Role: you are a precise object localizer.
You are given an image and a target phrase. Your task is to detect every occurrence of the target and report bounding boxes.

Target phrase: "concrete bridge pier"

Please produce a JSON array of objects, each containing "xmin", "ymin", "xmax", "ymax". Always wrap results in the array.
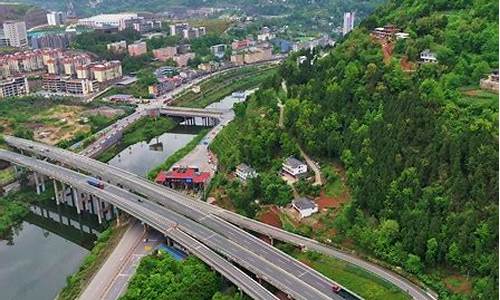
[
  {"xmin": 33, "ymin": 172, "xmax": 46, "ymax": 194},
  {"xmin": 53, "ymin": 180, "xmax": 60, "ymax": 205},
  {"xmin": 166, "ymin": 236, "xmax": 173, "ymax": 247},
  {"xmin": 72, "ymin": 187, "xmax": 81, "ymax": 214},
  {"xmin": 40, "ymin": 174, "xmax": 46, "ymax": 192},
  {"xmin": 33, "ymin": 172, "xmax": 41, "ymax": 195},
  {"xmin": 94, "ymin": 197, "xmax": 102, "ymax": 224}
]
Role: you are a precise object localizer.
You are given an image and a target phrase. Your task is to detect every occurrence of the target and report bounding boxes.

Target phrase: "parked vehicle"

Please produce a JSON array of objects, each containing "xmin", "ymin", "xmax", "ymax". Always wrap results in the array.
[
  {"xmin": 332, "ymin": 284, "xmax": 342, "ymax": 293},
  {"xmin": 87, "ymin": 178, "xmax": 104, "ymax": 189}
]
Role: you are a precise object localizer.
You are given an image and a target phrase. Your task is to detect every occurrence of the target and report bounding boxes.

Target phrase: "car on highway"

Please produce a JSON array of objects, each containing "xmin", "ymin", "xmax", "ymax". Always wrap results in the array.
[{"xmin": 332, "ymin": 283, "xmax": 342, "ymax": 293}]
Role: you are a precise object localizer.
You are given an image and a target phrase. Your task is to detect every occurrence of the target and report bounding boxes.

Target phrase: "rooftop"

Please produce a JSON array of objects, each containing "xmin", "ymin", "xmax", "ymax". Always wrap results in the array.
[
  {"xmin": 285, "ymin": 157, "xmax": 305, "ymax": 168},
  {"xmin": 292, "ymin": 197, "xmax": 317, "ymax": 210}
]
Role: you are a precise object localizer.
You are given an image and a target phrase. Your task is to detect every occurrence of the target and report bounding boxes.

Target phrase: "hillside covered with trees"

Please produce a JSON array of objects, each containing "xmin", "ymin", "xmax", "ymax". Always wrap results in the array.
[
  {"xmin": 210, "ymin": 0, "xmax": 498, "ymax": 298},
  {"xmin": 274, "ymin": 0, "xmax": 498, "ymax": 298}
]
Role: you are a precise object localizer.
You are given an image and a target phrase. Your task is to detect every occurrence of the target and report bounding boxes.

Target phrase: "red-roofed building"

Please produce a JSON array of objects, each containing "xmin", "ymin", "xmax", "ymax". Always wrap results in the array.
[{"xmin": 155, "ymin": 166, "xmax": 210, "ymax": 191}]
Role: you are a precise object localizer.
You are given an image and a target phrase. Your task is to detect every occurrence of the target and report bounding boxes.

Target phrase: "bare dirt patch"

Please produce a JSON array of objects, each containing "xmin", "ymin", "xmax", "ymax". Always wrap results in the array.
[
  {"xmin": 463, "ymin": 89, "xmax": 479, "ymax": 96},
  {"xmin": 444, "ymin": 274, "xmax": 473, "ymax": 295},
  {"xmin": 258, "ymin": 206, "xmax": 282, "ymax": 228}
]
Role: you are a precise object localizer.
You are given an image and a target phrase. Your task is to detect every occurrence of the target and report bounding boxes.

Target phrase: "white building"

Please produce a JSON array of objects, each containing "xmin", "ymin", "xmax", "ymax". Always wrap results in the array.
[
  {"xmin": 420, "ymin": 49, "xmax": 438, "ymax": 63},
  {"xmin": 47, "ymin": 11, "xmax": 65, "ymax": 26},
  {"xmin": 3, "ymin": 21, "xmax": 28, "ymax": 48},
  {"xmin": 292, "ymin": 197, "xmax": 318, "ymax": 219},
  {"xmin": 282, "ymin": 157, "xmax": 308, "ymax": 177},
  {"xmin": 77, "ymin": 13, "xmax": 138, "ymax": 30},
  {"xmin": 235, "ymin": 163, "xmax": 258, "ymax": 181},
  {"xmin": 210, "ymin": 44, "xmax": 227, "ymax": 59},
  {"xmin": 0, "ymin": 76, "xmax": 29, "ymax": 98},
  {"xmin": 343, "ymin": 12, "xmax": 355, "ymax": 36}
]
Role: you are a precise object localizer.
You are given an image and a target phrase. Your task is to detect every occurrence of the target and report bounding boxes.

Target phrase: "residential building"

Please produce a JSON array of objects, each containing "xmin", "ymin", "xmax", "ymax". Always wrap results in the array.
[
  {"xmin": 0, "ymin": 76, "xmax": 29, "ymax": 98},
  {"xmin": 170, "ymin": 23, "xmax": 189, "ymax": 36},
  {"xmin": 420, "ymin": 49, "xmax": 438, "ymax": 63},
  {"xmin": 235, "ymin": 163, "xmax": 258, "ymax": 181},
  {"xmin": 90, "ymin": 60, "xmax": 122, "ymax": 83},
  {"xmin": 153, "ymin": 47, "xmax": 177, "ymax": 62},
  {"xmin": 128, "ymin": 41, "xmax": 147, "ymax": 57},
  {"xmin": 371, "ymin": 24, "xmax": 400, "ymax": 40},
  {"xmin": 343, "ymin": 12, "xmax": 355, "ymax": 36},
  {"xmin": 282, "ymin": 156, "xmax": 308, "ymax": 177},
  {"xmin": 77, "ymin": 13, "xmax": 139, "ymax": 30},
  {"xmin": 107, "ymin": 40, "xmax": 127, "ymax": 53},
  {"xmin": 480, "ymin": 69, "xmax": 499, "ymax": 92},
  {"xmin": 210, "ymin": 44, "xmax": 227, "ymax": 59},
  {"xmin": 47, "ymin": 11, "xmax": 65, "ymax": 26},
  {"xmin": 292, "ymin": 197, "xmax": 318, "ymax": 219},
  {"xmin": 42, "ymin": 74, "xmax": 97, "ymax": 96},
  {"xmin": 3, "ymin": 21, "xmax": 28, "ymax": 48},
  {"xmin": 124, "ymin": 18, "xmax": 162, "ymax": 33}
]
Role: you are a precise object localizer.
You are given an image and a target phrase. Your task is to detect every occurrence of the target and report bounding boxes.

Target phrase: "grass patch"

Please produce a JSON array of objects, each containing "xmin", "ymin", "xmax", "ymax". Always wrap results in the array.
[
  {"xmin": 96, "ymin": 117, "xmax": 176, "ymax": 162},
  {"xmin": 0, "ymin": 167, "xmax": 14, "ymax": 185},
  {"xmin": 457, "ymin": 86, "xmax": 498, "ymax": 109},
  {"xmin": 57, "ymin": 223, "xmax": 128, "ymax": 300},
  {"xmin": 147, "ymin": 128, "xmax": 210, "ymax": 180},
  {"xmin": 287, "ymin": 249, "xmax": 411, "ymax": 300}
]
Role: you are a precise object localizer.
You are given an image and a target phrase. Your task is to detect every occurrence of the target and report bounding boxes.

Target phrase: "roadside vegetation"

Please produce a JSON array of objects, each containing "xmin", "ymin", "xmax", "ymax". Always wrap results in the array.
[
  {"xmin": 97, "ymin": 116, "xmax": 176, "ymax": 162},
  {"xmin": 147, "ymin": 128, "xmax": 209, "ymax": 179},
  {"xmin": 279, "ymin": 245, "xmax": 410, "ymax": 300},
  {"xmin": 120, "ymin": 253, "xmax": 222, "ymax": 300}
]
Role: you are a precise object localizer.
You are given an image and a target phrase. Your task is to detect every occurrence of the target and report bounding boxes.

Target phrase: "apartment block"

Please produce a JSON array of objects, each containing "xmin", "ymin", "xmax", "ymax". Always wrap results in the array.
[
  {"xmin": 3, "ymin": 21, "xmax": 28, "ymax": 48},
  {"xmin": 0, "ymin": 76, "xmax": 29, "ymax": 98}
]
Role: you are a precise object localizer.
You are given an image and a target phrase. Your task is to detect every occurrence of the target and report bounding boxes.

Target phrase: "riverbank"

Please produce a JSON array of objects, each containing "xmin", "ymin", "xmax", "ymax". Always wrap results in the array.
[
  {"xmin": 147, "ymin": 128, "xmax": 210, "ymax": 180},
  {"xmin": 97, "ymin": 117, "xmax": 176, "ymax": 162}
]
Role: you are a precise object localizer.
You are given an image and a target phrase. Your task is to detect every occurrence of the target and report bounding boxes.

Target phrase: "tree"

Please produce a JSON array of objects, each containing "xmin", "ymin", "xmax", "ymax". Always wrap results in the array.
[
  {"xmin": 405, "ymin": 254, "xmax": 423, "ymax": 274},
  {"xmin": 425, "ymin": 238, "xmax": 438, "ymax": 266}
]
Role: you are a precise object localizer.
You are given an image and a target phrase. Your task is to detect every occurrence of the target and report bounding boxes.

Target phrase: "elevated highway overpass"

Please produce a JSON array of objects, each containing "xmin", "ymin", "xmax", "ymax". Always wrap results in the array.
[
  {"xmin": 0, "ymin": 149, "xmax": 282, "ymax": 300},
  {"xmin": 4, "ymin": 135, "xmax": 355, "ymax": 300},
  {"xmin": 0, "ymin": 149, "xmax": 344, "ymax": 300},
  {"xmin": 4, "ymin": 135, "xmax": 435, "ymax": 300}
]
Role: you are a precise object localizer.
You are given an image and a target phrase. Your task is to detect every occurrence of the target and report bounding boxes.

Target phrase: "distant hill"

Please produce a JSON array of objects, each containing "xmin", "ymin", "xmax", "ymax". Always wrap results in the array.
[
  {"xmin": 0, "ymin": 0, "xmax": 382, "ymax": 21},
  {"xmin": 0, "ymin": 3, "xmax": 47, "ymax": 29}
]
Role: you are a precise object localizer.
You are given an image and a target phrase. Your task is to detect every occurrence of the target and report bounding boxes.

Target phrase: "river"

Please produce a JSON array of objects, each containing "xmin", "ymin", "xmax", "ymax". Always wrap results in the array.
[{"xmin": 0, "ymin": 200, "xmax": 103, "ymax": 300}]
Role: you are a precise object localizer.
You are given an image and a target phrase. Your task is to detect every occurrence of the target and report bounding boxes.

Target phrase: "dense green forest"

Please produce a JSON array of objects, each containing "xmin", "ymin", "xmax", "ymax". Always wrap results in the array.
[
  {"xmin": 274, "ymin": 0, "xmax": 498, "ymax": 298},
  {"xmin": 211, "ymin": 0, "xmax": 498, "ymax": 298}
]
